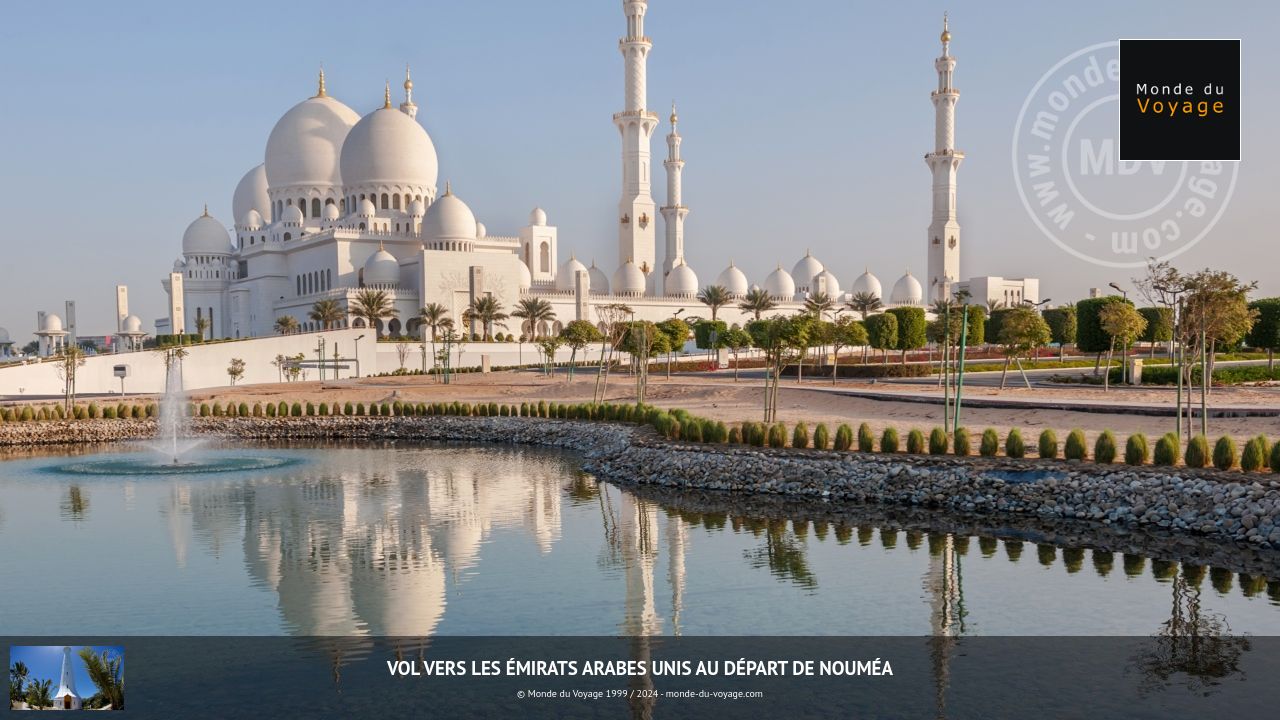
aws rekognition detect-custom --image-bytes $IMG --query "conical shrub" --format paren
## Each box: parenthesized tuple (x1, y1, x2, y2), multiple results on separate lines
(792, 422, 809, 449)
(857, 423, 875, 453)
(1153, 433, 1180, 466)
(813, 424, 830, 450)
(1064, 429, 1088, 460)
(928, 427, 948, 455)
(979, 428, 999, 457)
(907, 429, 925, 454)
(1185, 435, 1209, 468)
(834, 424, 854, 451)
(880, 427, 899, 453)
(1125, 433, 1149, 466)
(1038, 429, 1058, 459)
(953, 427, 971, 456)
(1094, 430, 1117, 464)
(768, 423, 788, 448)
(1005, 429, 1026, 458)
(1241, 436, 1266, 472)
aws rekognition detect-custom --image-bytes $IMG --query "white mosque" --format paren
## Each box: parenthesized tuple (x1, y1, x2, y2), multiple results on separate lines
(155, 4, 1037, 342)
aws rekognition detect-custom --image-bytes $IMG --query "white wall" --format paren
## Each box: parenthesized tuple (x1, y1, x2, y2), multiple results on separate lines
(0, 328, 375, 397)
(373, 340, 600, 375)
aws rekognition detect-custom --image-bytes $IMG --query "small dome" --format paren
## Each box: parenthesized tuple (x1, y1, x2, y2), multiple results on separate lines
(557, 255, 588, 292)
(850, 268, 882, 299)
(814, 269, 841, 297)
(516, 258, 533, 289)
(890, 270, 923, 305)
(475, 221, 487, 238)
(322, 202, 340, 221)
(588, 262, 610, 294)
(240, 209, 264, 230)
(363, 246, 400, 286)
(791, 250, 825, 291)
(763, 265, 796, 300)
(40, 313, 64, 333)
(357, 197, 376, 217)
(264, 94, 360, 190)
(123, 315, 143, 333)
(182, 211, 231, 255)
(339, 105, 438, 194)
(665, 262, 699, 298)
(422, 190, 477, 243)
(408, 199, 426, 217)
(233, 164, 271, 225)
(530, 207, 547, 226)
(281, 204, 304, 225)
(612, 260, 646, 296)
(172, 257, 187, 270)
(715, 262, 749, 297)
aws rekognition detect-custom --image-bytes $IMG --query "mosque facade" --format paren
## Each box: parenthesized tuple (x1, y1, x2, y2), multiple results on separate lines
(153, 3, 1036, 344)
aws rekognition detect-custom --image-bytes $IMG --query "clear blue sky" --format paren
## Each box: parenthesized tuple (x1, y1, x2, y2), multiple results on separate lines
(0, 0, 1274, 340)
(9, 645, 123, 700)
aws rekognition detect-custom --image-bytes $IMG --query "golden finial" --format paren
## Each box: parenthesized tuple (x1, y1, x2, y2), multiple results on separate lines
(444, 180, 452, 196)
(404, 64, 413, 92)
(670, 100, 678, 125)
(941, 12, 951, 44)
(202, 203, 209, 217)
(316, 65, 327, 98)
(383, 80, 392, 109)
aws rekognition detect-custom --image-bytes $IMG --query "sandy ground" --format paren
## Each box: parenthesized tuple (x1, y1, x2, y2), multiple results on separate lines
(170, 368, 1280, 444)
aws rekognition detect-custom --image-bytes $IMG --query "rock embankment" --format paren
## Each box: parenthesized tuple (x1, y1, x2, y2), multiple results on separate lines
(2, 417, 1277, 550)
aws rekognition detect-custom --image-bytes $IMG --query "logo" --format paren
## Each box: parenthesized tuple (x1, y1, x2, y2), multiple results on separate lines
(1012, 41, 1238, 268)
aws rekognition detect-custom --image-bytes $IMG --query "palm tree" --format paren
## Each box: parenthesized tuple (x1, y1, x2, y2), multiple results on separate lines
(512, 297, 556, 340)
(986, 298, 1005, 312)
(846, 291, 882, 320)
(463, 295, 509, 341)
(352, 288, 398, 336)
(738, 287, 776, 320)
(697, 285, 731, 322)
(78, 647, 124, 710)
(804, 292, 835, 320)
(25, 678, 52, 711)
(273, 315, 299, 335)
(308, 299, 343, 330)
(416, 303, 450, 341)
(10, 661, 29, 708)
(194, 316, 211, 341)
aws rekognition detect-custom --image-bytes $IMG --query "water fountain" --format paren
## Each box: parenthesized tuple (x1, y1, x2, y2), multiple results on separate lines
(50, 347, 295, 477)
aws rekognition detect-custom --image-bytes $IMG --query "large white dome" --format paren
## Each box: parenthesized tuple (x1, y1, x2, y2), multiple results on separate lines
(182, 211, 232, 255)
(665, 262, 699, 298)
(339, 106, 438, 195)
(557, 256, 588, 292)
(612, 260, 646, 296)
(890, 271, 923, 305)
(814, 269, 841, 297)
(850, 268, 882, 298)
(763, 265, 796, 300)
(264, 94, 360, 191)
(516, 258, 533, 290)
(715, 262, 749, 297)
(791, 251, 825, 291)
(233, 164, 271, 225)
(122, 315, 143, 333)
(588, 261, 610, 295)
(40, 314, 64, 333)
(422, 190, 477, 242)
(363, 246, 400, 286)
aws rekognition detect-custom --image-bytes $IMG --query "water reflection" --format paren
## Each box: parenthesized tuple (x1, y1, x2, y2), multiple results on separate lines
(59, 485, 89, 521)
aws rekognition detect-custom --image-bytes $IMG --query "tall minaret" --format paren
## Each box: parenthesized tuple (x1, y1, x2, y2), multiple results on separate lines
(615, 0, 659, 290)
(660, 101, 688, 291)
(400, 64, 418, 119)
(926, 13, 963, 303)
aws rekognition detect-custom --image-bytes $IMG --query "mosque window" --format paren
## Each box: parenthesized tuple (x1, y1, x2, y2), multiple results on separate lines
(327, 269, 332, 289)
(392, 195, 401, 210)
(381, 193, 390, 210)
(284, 233, 292, 242)
(286, 198, 292, 206)
(539, 242, 550, 273)
(359, 223, 366, 231)
(311, 198, 321, 217)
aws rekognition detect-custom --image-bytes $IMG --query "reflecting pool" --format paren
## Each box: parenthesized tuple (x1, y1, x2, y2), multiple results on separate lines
(1, 441, 1277, 637)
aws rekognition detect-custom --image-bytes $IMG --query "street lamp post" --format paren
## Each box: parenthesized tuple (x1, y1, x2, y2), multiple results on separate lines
(1109, 283, 1131, 384)
(354, 334, 365, 378)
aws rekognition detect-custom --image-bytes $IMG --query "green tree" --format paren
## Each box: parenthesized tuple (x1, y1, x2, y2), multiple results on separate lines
(846, 291, 882, 320)
(194, 315, 211, 341)
(656, 317, 690, 378)
(1099, 302, 1148, 392)
(1137, 306, 1174, 358)
(720, 325, 753, 381)
(78, 647, 124, 710)
(864, 313, 898, 364)
(1076, 296, 1129, 369)
(559, 320, 603, 380)
(997, 306, 1052, 389)
(352, 288, 398, 336)
(887, 307, 926, 364)
(273, 315, 299, 335)
(1246, 298, 1280, 371)
(226, 357, 245, 386)
(463, 295, 509, 341)
(738, 287, 776, 320)
(1042, 304, 1077, 360)
(416, 303, 451, 341)
(308, 299, 343, 330)
(747, 315, 809, 421)
(828, 316, 868, 383)
(9, 661, 29, 708)
(803, 292, 835, 321)
(25, 678, 53, 710)
(54, 345, 87, 413)
(1181, 269, 1257, 409)
(697, 285, 731, 322)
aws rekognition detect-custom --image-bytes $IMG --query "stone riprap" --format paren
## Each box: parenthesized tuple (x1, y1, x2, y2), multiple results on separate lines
(2, 417, 1278, 551)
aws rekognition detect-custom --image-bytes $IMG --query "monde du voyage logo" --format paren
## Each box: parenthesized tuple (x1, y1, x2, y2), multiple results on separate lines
(1013, 39, 1240, 268)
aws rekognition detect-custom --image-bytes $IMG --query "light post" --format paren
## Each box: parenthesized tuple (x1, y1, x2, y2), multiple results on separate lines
(1109, 283, 1131, 384)
(1153, 280, 1188, 442)
(316, 337, 326, 382)
(353, 334, 365, 378)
